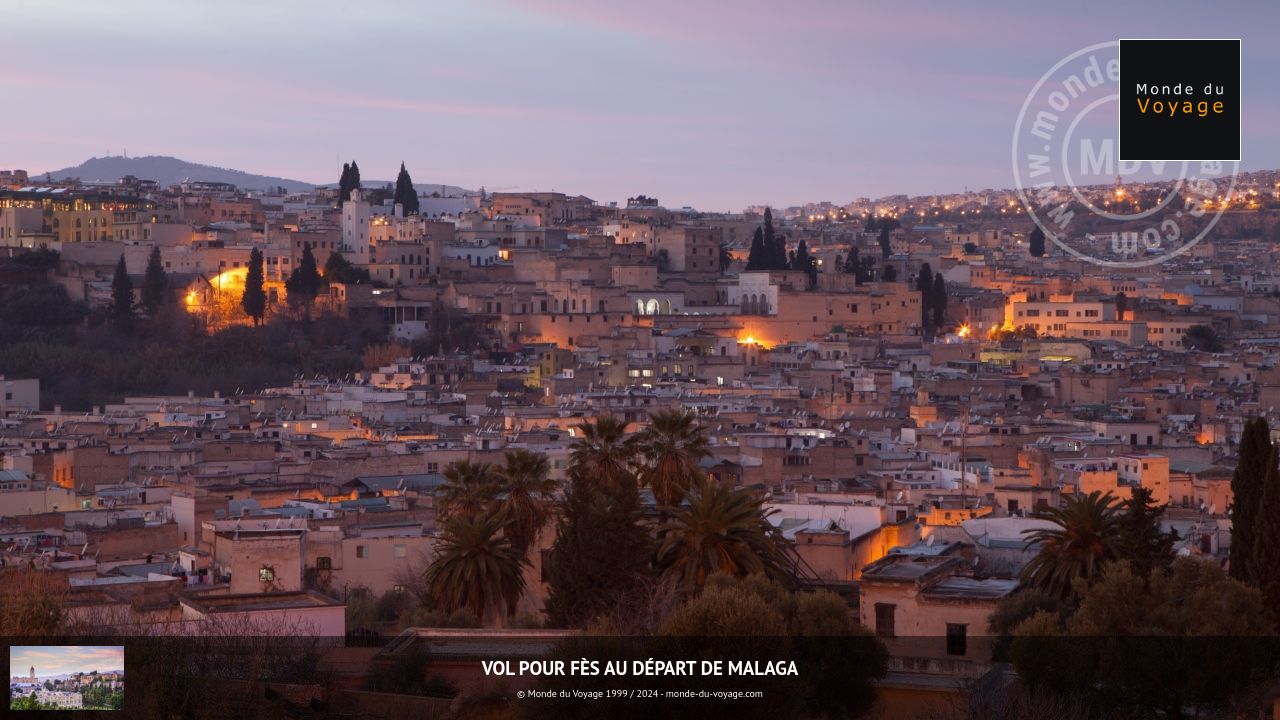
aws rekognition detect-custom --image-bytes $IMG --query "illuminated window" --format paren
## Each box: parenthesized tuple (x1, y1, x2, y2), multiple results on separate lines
(259, 566, 275, 582)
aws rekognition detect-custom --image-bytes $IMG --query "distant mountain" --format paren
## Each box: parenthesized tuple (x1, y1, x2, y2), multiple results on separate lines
(43, 156, 315, 193)
(42, 155, 473, 197)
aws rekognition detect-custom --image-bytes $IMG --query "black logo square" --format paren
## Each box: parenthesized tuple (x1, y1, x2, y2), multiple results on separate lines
(1119, 39, 1240, 161)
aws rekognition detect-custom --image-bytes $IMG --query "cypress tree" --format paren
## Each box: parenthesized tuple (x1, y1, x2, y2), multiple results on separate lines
(544, 475, 653, 628)
(109, 254, 133, 322)
(746, 227, 765, 271)
(349, 160, 361, 195)
(1253, 443, 1280, 617)
(931, 274, 948, 327)
(285, 242, 323, 306)
(338, 162, 352, 203)
(1231, 416, 1272, 582)
(917, 263, 934, 330)
(1029, 226, 1046, 257)
(141, 246, 169, 314)
(242, 247, 266, 326)
(882, 263, 898, 282)
(393, 162, 420, 215)
(878, 225, 891, 259)
(763, 208, 784, 270)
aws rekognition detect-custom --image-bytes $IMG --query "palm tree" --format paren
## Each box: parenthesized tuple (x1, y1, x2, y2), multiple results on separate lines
(425, 510, 528, 622)
(438, 460, 499, 519)
(495, 448, 557, 553)
(656, 478, 788, 593)
(568, 416, 637, 496)
(636, 409, 710, 507)
(1020, 490, 1121, 599)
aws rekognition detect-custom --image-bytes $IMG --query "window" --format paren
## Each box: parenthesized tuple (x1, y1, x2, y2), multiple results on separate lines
(259, 566, 275, 583)
(316, 556, 332, 570)
(946, 623, 968, 656)
(874, 603, 896, 638)
(356, 545, 366, 559)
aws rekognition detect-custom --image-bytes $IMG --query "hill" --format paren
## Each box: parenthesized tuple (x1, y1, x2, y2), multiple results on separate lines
(42, 156, 473, 196)
(43, 156, 315, 193)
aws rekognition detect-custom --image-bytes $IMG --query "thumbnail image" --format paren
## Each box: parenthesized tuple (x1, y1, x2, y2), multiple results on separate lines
(9, 647, 124, 711)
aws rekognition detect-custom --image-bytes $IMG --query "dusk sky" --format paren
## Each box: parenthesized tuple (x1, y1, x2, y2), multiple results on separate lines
(5, 0, 1277, 210)
(10, 646, 124, 677)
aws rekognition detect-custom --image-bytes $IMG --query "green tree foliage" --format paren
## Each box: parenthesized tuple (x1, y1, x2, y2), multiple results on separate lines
(241, 247, 266, 326)
(881, 263, 897, 282)
(567, 416, 637, 496)
(1020, 491, 1120, 599)
(393, 162, 420, 215)
(634, 409, 709, 508)
(338, 160, 362, 203)
(323, 250, 372, 285)
(285, 242, 323, 306)
(1252, 443, 1280, 617)
(438, 460, 500, 520)
(656, 479, 789, 593)
(916, 262, 934, 329)
(745, 227, 766, 271)
(109, 254, 133, 322)
(1183, 323, 1224, 352)
(495, 448, 557, 554)
(878, 224, 891, 259)
(544, 470, 653, 628)
(141, 245, 170, 314)
(745, 208, 789, 271)
(1010, 560, 1276, 719)
(424, 510, 528, 622)
(1029, 225, 1046, 257)
(1114, 486, 1177, 578)
(963, 241, 978, 254)
(931, 273, 948, 328)
(1231, 416, 1271, 582)
(718, 243, 733, 273)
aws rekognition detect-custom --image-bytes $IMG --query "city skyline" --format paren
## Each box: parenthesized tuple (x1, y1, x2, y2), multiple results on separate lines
(6, 0, 1278, 210)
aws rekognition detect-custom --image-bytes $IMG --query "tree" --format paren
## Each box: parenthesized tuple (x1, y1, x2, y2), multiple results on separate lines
(1114, 291, 1128, 318)
(393, 162, 420, 215)
(141, 246, 169, 314)
(916, 263, 934, 330)
(931, 273, 948, 327)
(762, 207, 786, 270)
(1114, 486, 1177, 578)
(656, 478, 790, 594)
(338, 160, 362, 203)
(241, 247, 266, 326)
(881, 263, 897, 282)
(109, 254, 133, 322)
(1020, 491, 1120, 599)
(567, 416, 637, 496)
(635, 409, 709, 508)
(1011, 560, 1275, 719)
(544, 471, 653, 628)
(1183, 324, 1224, 352)
(1029, 225, 1046, 257)
(1231, 416, 1271, 582)
(323, 250, 372, 285)
(963, 241, 978, 254)
(438, 460, 499, 520)
(424, 510, 528, 622)
(745, 227, 766, 271)
(1252, 443, 1280, 617)
(718, 243, 733, 273)
(285, 242, 323, 306)
(495, 449, 557, 554)
(878, 225, 891, 259)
